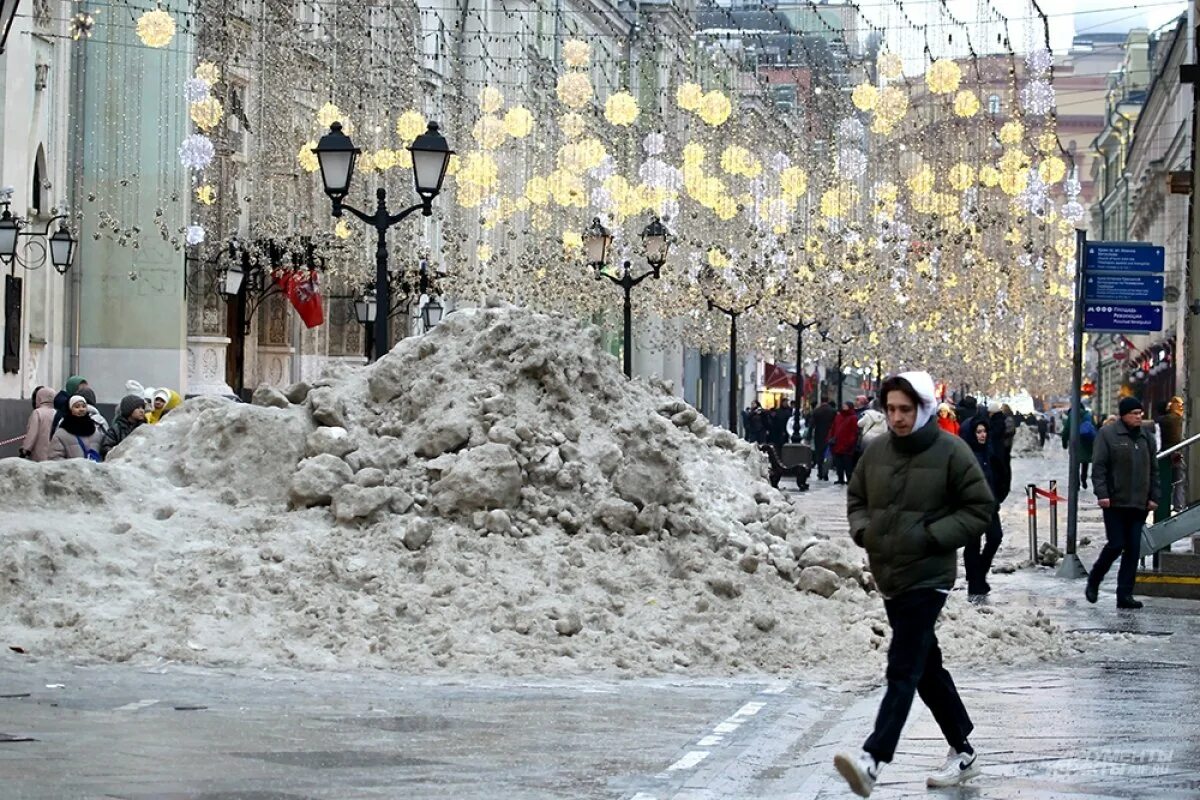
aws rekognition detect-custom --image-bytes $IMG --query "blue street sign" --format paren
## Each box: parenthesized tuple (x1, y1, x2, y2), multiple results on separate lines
(1084, 273, 1165, 303)
(1084, 303, 1163, 333)
(1084, 242, 1164, 274)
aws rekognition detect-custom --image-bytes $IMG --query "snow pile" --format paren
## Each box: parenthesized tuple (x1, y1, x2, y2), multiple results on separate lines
(0, 303, 1080, 679)
(1011, 424, 1044, 456)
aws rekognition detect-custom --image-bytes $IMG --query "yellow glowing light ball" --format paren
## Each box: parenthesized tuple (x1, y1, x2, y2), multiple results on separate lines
(195, 185, 216, 205)
(562, 230, 584, 252)
(714, 197, 738, 220)
(877, 52, 904, 79)
(924, 59, 961, 94)
(1037, 131, 1059, 153)
(472, 115, 507, 150)
(875, 181, 899, 203)
(393, 148, 412, 170)
(556, 72, 593, 109)
(870, 116, 894, 136)
(907, 166, 935, 196)
(374, 149, 397, 171)
(395, 110, 427, 142)
(935, 192, 959, 217)
(335, 219, 353, 239)
(780, 166, 808, 198)
(948, 163, 975, 191)
(456, 183, 485, 209)
(477, 244, 493, 263)
(1038, 156, 1067, 184)
(479, 86, 504, 114)
(457, 152, 499, 189)
(953, 90, 980, 118)
(876, 85, 909, 120)
(562, 39, 592, 68)
(999, 120, 1025, 145)
(707, 248, 729, 268)
(719, 145, 751, 177)
(445, 154, 459, 176)
(999, 171, 1028, 196)
(317, 102, 343, 128)
(979, 165, 1001, 187)
(548, 169, 586, 207)
(196, 62, 220, 84)
(357, 152, 376, 173)
(190, 96, 223, 131)
(999, 148, 1030, 175)
(698, 91, 732, 126)
(851, 82, 878, 111)
(820, 184, 859, 218)
(605, 92, 640, 126)
(137, 8, 176, 48)
(676, 82, 703, 111)
(682, 142, 706, 167)
(503, 106, 534, 138)
(911, 192, 936, 214)
(297, 141, 319, 173)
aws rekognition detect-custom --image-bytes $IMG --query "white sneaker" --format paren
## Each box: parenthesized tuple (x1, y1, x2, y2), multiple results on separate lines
(926, 747, 980, 787)
(834, 750, 883, 797)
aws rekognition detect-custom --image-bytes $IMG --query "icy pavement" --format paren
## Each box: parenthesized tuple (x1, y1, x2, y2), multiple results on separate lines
(1, 450, 1198, 799)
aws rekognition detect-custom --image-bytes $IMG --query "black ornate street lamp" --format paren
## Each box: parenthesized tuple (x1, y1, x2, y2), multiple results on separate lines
(585, 216, 672, 378)
(350, 258, 448, 357)
(313, 121, 454, 362)
(0, 196, 76, 274)
(707, 297, 759, 433)
(780, 316, 819, 441)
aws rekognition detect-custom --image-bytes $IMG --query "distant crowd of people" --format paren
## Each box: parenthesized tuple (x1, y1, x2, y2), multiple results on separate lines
(19, 376, 181, 463)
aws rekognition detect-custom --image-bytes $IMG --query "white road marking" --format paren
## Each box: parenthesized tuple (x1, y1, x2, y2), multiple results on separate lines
(713, 721, 741, 734)
(759, 681, 790, 695)
(697, 735, 723, 747)
(629, 794, 657, 800)
(113, 699, 159, 712)
(667, 750, 711, 771)
(732, 701, 766, 717)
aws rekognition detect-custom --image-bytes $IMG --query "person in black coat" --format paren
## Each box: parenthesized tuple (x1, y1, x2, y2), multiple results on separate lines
(769, 401, 792, 450)
(963, 419, 1003, 600)
(987, 403, 1013, 503)
(744, 401, 766, 443)
(810, 398, 836, 481)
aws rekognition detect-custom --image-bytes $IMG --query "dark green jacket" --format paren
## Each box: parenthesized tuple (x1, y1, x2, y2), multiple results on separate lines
(847, 418, 994, 598)
(1092, 420, 1159, 509)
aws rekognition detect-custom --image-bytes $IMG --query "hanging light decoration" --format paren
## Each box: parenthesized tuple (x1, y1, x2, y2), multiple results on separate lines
(195, 185, 216, 205)
(556, 72, 593, 109)
(604, 92, 640, 126)
(178, 134, 215, 171)
(395, 110, 427, 142)
(676, 82, 703, 111)
(136, 6, 176, 48)
(877, 51, 904, 80)
(563, 39, 591, 68)
(184, 78, 211, 103)
(479, 86, 505, 114)
(503, 106, 534, 138)
(195, 61, 220, 84)
(1026, 48, 1053, 76)
(1020, 79, 1056, 116)
(851, 82, 878, 111)
(925, 59, 961, 94)
(189, 96, 223, 131)
(953, 90, 980, 117)
(698, 91, 732, 126)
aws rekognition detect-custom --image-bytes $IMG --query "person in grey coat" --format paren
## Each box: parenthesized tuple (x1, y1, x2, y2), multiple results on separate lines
(49, 395, 104, 461)
(1087, 396, 1159, 609)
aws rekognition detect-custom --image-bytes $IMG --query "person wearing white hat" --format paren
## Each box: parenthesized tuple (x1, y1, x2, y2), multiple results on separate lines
(49, 395, 105, 461)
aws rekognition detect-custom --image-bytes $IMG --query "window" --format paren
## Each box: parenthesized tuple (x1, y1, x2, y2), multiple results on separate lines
(31, 145, 47, 217)
(987, 94, 1001, 115)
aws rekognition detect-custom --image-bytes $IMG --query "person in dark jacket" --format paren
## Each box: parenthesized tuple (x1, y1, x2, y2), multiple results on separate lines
(1087, 397, 1159, 609)
(769, 401, 793, 449)
(1156, 396, 1185, 514)
(1061, 406, 1097, 488)
(743, 401, 766, 443)
(957, 397, 988, 444)
(835, 372, 993, 797)
(51, 375, 89, 437)
(963, 420, 1003, 600)
(810, 398, 836, 481)
(987, 403, 1013, 503)
(830, 402, 860, 485)
(1036, 415, 1049, 448)
(101, 394, 147, 459)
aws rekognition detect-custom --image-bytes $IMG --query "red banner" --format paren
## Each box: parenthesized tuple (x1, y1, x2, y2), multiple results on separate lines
(279, 270, 325, 329)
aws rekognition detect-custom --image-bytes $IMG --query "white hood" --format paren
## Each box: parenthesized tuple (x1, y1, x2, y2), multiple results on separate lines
(896, 370, 938, 431)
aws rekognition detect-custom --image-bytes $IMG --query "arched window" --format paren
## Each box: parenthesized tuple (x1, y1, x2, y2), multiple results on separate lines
(31, 145, 48, 217)
(987, 94, 1001, 115)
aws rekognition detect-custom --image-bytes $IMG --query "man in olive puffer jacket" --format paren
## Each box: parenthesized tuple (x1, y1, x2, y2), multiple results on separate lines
(834, 371, 994, 797)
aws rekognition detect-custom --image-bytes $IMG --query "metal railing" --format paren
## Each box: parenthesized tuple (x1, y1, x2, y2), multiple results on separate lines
(1158, 430, 1200, 460)
(1027, 481, 1062, 564)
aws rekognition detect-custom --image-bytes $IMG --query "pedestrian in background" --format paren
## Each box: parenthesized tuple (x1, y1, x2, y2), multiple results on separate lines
(1087, 397, 1158, 610)
(1037, 414, 1049, 448)
(811, 397, 836, 482)
(1062, 406, 1097, 488)
(19, 386, 57, 462)
(831, 401, 860, 485)
(77, 386, 110, 436)
(50, 395, 104, 461)
(146, 388, 181, 424)
(51, 375, 89, 436)
(101, 395, 148, 460)
(1157, 396, 1185, 514)
(937, 403, 958, 435)
(835, 371, 992, 797)
(987, 402, 1013, 504)
(963, 419, 1003, 602)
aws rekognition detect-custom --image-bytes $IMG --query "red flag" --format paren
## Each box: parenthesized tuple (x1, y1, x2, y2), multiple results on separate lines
(283, 270, 325, 328)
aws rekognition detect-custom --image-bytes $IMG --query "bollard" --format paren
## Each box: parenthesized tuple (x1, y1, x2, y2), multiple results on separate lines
(1026, 483, 1038, 564)
(1048, 479, 1059, 550)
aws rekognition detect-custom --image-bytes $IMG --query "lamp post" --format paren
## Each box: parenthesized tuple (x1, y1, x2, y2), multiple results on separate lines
(313, 121, 453, 362)
(780, 316, 819, 441)
(350, 258, 447, 357)
(0, 197, 76, 274)
(707, 297, 758, 433)
(584, 216, 671, 378)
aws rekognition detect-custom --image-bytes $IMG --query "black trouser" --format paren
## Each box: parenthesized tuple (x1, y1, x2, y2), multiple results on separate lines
(1080, 461, 1090, 487)
(1091, 507, 1146, 598)
(814, 435, 829, 479)
(834, 453, 854, 483)
(963, 507, 1002, 594)
(864, 589, 973, 764)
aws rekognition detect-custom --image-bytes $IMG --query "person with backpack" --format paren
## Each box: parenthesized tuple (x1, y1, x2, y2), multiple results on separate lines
(1063, 406, 1097, 489)
(49, 395, 104, 461)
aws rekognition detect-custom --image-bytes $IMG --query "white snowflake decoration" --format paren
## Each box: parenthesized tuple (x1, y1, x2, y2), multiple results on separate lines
(1060, 200, 1086, 224)
(178, 134, 215, 171)
(185, 224, 206, 246)
(1020, 79, 1056, 116)
(838, 148, 868, 179)
(836, 117, 865, 143)
(184, 78, 211, 103)
(770, 152, 791, 172)
(642, 132, 665, 156)
(1025, 48, 1053, 77)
